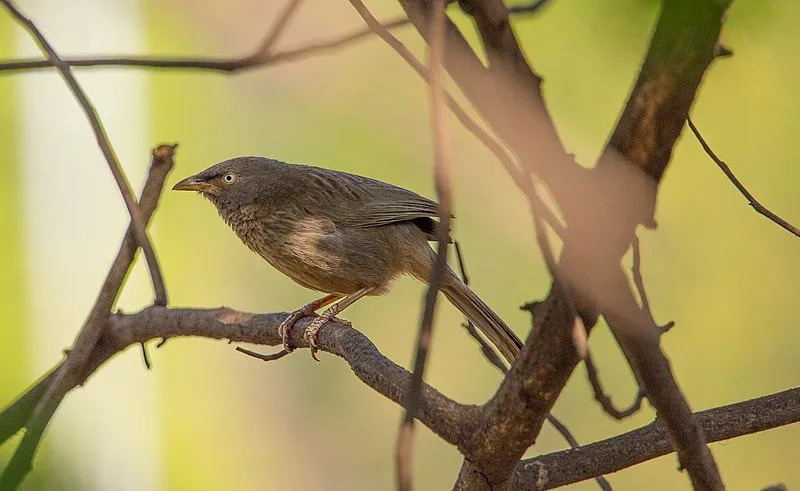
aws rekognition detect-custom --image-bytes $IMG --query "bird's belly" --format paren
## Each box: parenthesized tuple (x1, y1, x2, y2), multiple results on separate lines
(234, 218, 398, 295)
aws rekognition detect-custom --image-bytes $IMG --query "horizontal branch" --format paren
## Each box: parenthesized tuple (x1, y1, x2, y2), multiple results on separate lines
(0, 18, 410, 73)
(511, 386, 800, 489)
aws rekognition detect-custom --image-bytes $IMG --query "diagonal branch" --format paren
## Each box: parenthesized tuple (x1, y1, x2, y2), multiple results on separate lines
(1, 0, 167, 306)
(687, 117, 800, 238)
(256, 0, 305, 55)
(0, 145, 176, 490)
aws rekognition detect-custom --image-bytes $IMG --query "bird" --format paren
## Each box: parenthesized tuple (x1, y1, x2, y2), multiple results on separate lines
(173, 156, 522, 362)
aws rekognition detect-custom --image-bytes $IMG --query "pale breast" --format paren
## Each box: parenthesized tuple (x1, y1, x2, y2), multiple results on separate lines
(223, 207, 396, 295)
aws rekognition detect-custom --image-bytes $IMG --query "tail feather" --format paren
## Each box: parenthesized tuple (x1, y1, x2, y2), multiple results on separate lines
(441, 270, 522, 363)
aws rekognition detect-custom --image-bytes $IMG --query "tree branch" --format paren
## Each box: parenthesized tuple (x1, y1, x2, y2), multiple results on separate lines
(0, 145, 176, 489)
(0, 307, 477, 454)
(687, 117, 800, 238)
(1, 0, 167, 306)
(512, 386, 800, 489)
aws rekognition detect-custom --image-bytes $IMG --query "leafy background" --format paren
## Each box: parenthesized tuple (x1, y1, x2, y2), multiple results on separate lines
(1, 0, 798, 489)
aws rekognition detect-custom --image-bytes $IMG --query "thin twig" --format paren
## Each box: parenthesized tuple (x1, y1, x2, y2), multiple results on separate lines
(544, 414, 612, 491)
(256, 0, 305, 55)
(630, 234, 652, 317)
(236, 346, 291, 363)
(0, 3, 552, 74)
(0, 145, 176, 490)
(139, 342, 152, 370)
(0, 17, 410, 73)
(395, 0, 451, 489)
(1, 0, 167, 305)
(687, 117, 800, 238)
(452, 241, 508, 373)
(584, 351, 645, 420)
(631, 235, 674, 332)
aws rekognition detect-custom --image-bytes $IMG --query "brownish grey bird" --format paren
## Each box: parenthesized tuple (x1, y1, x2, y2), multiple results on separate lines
(173, 157, 522, 361)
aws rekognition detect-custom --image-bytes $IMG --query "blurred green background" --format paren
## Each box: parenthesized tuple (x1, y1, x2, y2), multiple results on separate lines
(1, 0, 798, 489)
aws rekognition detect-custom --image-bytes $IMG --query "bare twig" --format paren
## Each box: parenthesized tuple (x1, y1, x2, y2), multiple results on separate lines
(0, 145, 176, 490)
(584, 351, 645, 420)
(236, 346, 291, 363)
(0, 18, 410, 73)
(396, 1, 451, 488)
(544, 414, 613, 491)
(0, 3, 550, 74)
(514, 386, 800, 489)
(452, 241, 508, 373)
(1, 0, 166, 306)
(687, 117, 800, 238)
(256, 0, 305, 55)
(630, 234, 652, 318)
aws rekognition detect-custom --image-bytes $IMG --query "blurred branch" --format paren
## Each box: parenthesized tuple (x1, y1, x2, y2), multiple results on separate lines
(1, 0, 167, 306)
(0, 3, 547, 75)
(257, 0, 305, 55)
(0, 144, 176, 489)
(396, 1, 451, 487)
(0, 18, 410, 73)
(687, 118, 800, 238)
(512, 386, 800, 489)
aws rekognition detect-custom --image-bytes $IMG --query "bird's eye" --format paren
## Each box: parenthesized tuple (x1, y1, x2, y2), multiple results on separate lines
(222, 173, 236, 184)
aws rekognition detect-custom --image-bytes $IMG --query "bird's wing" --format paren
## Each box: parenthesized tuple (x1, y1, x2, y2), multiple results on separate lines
(328, 173, 439, 227)
(342, 192, 441, 228)
(299, 165, 442, 229)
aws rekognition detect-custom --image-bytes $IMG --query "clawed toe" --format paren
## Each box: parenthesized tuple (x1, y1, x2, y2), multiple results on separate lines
(278, 309, 313, 352)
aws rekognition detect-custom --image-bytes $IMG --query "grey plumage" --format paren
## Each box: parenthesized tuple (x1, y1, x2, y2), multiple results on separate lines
(174, 156, 522, 361)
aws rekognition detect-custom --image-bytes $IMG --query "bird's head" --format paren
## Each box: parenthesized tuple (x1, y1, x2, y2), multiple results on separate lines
(172, 156, 284, 212)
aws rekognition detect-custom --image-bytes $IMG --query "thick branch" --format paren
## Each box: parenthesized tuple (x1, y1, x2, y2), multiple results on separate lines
(0, 306, 477, 456)
(512, 386, 800, 489)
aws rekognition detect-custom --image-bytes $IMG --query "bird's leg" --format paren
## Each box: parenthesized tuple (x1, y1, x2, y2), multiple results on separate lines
(304, 286, 374, 361)
(279, 293, 341, 352)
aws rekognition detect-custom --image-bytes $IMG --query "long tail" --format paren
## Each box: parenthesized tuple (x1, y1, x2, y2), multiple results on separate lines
(440, 270, 522, 363)
(409, 242, 522, 363)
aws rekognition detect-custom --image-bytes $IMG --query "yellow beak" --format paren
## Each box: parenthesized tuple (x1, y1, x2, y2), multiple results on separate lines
(172, 175, 215, 192)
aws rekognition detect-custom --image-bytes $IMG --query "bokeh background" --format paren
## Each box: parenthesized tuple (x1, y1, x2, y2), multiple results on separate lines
(1, 0, 798, 489)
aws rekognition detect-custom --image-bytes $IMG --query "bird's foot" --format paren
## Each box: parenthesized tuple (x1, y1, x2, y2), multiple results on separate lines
(277, 307, 318, 352)
(303, 314, 344, 362)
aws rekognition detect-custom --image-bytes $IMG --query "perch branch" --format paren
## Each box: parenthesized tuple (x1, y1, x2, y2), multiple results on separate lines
(0, 307, 478, 455)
